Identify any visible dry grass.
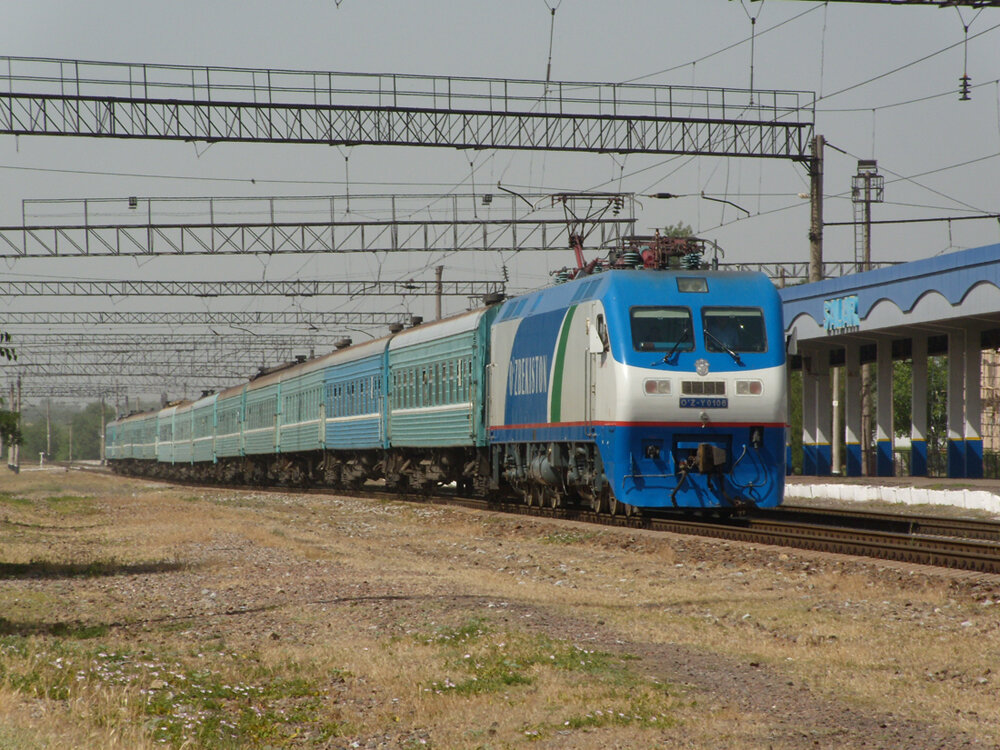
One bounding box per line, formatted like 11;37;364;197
1;468;999;748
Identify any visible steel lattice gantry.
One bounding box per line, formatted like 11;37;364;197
2;334;355;401
1;193;635;258
0;57;815;159
10;335;341;370
0;279;505;297
10;333;345;349
0;311;407;327
762;1;1000;6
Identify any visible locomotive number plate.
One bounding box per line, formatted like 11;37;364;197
679;397;728;409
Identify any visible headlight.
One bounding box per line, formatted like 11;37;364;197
644;379;671;395
736;379;763;395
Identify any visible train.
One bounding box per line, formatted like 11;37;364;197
106;265;787;512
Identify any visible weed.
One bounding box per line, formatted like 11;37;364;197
0;638;350;748
0;492;30;507
541;530;596;545
419;619;661;700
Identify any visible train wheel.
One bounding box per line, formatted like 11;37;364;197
590;488;608;514
607;494;620;516
528;486;543;507
548;491;561;510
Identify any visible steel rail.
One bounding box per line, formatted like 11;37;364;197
773;503;1000;542
83;461;1000;575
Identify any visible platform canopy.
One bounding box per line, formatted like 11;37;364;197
781;243;1000;347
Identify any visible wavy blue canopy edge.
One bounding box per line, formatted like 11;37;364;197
778;242;1000;328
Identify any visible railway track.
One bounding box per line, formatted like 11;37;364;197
439;497;1000;575
82;463;1000;575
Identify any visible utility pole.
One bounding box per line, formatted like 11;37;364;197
100;394;106;466
808;135;825;284
46;398;51;458
13;376;21;472
7;382;13;469
435;265;444;321
852;160;885;474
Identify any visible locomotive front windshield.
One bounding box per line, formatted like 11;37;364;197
630;307;693;352
702;308;767;352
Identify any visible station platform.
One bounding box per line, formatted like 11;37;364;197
785;475;1000;515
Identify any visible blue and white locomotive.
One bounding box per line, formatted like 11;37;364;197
489;269;786;512
107;266;786;512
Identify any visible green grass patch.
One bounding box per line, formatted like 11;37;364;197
0;637;352;748
418;618;655;696
541;530;597;545
0;492;31;507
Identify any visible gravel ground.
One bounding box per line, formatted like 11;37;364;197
2;470;999;748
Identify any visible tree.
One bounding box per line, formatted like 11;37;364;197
0;409;20;450
21;420;66;462
892;357;947;444
661;221;695;238
70;401;116;461
0;331;14;362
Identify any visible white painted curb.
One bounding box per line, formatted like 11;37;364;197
785;483;1000;515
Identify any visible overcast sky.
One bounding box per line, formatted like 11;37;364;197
2;0;999;327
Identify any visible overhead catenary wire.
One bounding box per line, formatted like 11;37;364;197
620;4;821;84
817;19;1000;104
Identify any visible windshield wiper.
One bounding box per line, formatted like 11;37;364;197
704;329;743;365
662;326;690;364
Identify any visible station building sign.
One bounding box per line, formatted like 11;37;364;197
824;294;860;333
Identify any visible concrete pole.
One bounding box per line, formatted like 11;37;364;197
910;335;928;476
947;330;966;478
435;265;444;321
876;340;894;476
815;352;832;475
844;342;863;476
100;394;106;466
808;135;825;284
12;377;21;471
6;382;13;469
802;354;818;475
831;367;841;474
965;330;983;478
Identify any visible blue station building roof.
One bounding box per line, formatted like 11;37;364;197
779;243;1000;343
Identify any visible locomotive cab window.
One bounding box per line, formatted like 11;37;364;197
702;308;767;353
630;307;693;352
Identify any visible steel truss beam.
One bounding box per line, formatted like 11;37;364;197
8;373;237;396
719;259;897;282
9;349;319;372
0;279;505;297
0;311;407;327
0;218;631;258
4;192;634;258
13;383;130;400
5;358;249;378
10;333;344;349
764;1;999;6
0;57;815;159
